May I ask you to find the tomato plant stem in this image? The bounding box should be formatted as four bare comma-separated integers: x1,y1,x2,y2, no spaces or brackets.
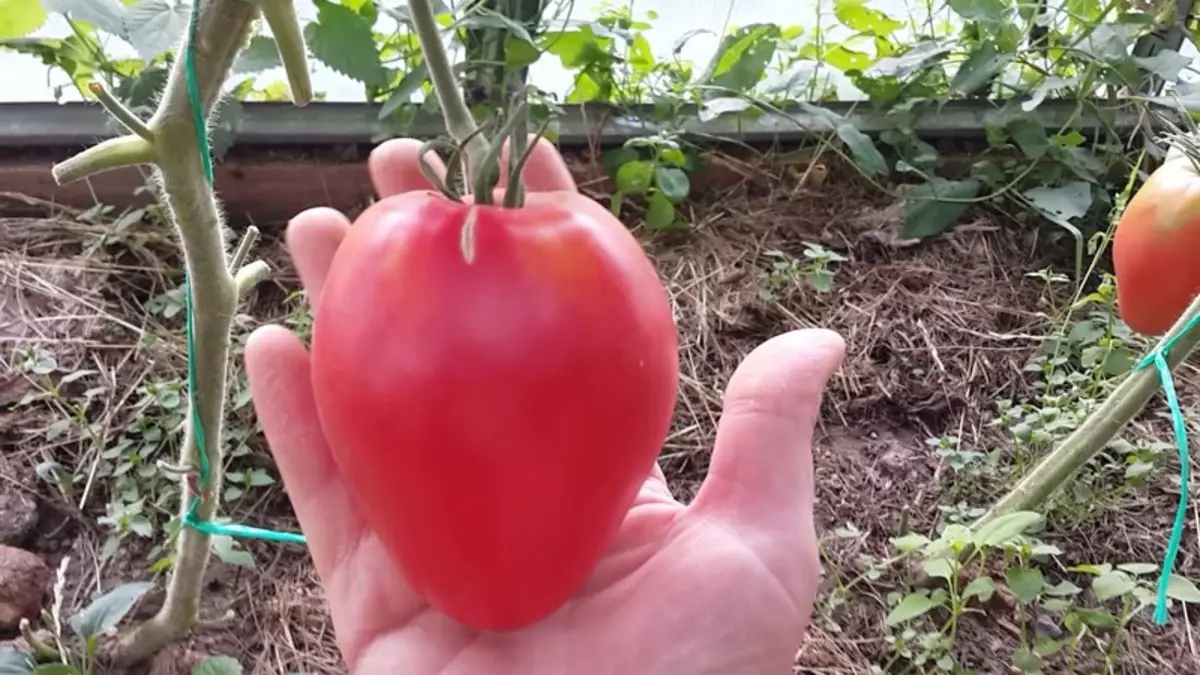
408,0,490,181
49,0,309,666
980,293,1200,520
258,0,313,106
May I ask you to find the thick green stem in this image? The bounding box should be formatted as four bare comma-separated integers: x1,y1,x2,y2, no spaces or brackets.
407,0,489,180
68,0,266,665
87,81,155,142
980,294,1200,521
257,0,311,105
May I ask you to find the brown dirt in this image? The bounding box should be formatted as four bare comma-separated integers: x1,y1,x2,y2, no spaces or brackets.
2,151,1199,674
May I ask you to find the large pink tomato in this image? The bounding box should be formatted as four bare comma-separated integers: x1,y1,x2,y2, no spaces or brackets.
309,189,679,631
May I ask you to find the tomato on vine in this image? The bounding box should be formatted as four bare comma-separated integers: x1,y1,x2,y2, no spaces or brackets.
1114,142,1200,335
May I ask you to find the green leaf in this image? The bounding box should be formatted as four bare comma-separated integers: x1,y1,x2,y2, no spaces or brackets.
973,511,1042,548
1135,50,1191,83
1006,567,1045,604
1091,571,1135,601
922,557,955,580
233,35,282,75
615,160,655,196
1117,563,1160,577
1166,574,1200,603
890,532,930,553
698,96,753,122
833,0,903,37
68,581,155,640
1034,636,1064,656
836,124,888,176
1023,181,1093,223
1011,648,1042,673
645,192,677,230
866,39,952,78
0,651,34,675
212,533,255,568
192,656,243,675
885,591,940,626
378,64,429,119
305,0,387,87
700,23,781,93
43,0,126,36
450,11,534,45
963,576,997,602
654,166,690,203
1007,119,1049,159
0,0,47,39
903,178,982,239
950,41,1011,96
122,0,188,63
947,0,1008,26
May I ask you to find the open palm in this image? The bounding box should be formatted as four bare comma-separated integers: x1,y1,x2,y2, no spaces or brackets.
244,137,846,675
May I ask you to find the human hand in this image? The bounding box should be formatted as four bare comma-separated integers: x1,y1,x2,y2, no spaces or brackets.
244,137,846,675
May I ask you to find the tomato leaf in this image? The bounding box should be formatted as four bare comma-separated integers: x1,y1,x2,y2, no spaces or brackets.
903,178,981,239
122,0,189,63
1006,119,1049,159
378,63,430,119
654,166,690,203
306,0,388,87
233,35,283,75
0,0,48,39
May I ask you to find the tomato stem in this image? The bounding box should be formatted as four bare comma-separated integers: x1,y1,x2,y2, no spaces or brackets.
472,99,531,205
408,0,490,185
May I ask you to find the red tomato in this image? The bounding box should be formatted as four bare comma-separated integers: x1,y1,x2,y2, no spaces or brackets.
309,189,679,631
1114,146,1200,335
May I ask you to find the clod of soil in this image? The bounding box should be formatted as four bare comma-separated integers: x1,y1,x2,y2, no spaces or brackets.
0,545,49,633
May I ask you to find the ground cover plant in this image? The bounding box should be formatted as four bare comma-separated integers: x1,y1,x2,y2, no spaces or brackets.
4,0,1200,673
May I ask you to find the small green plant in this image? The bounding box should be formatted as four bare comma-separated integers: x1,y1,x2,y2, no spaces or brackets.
604,132,697,230
760,243,849,300
878,512,1200,674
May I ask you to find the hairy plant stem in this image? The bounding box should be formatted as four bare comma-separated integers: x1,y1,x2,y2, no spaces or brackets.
49,0,308,665
980,294,1200,522
257,0,312,105
407,0,489,181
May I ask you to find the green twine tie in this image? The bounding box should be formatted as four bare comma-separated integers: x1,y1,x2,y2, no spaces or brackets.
1131,311,1200,626
178,0,305,547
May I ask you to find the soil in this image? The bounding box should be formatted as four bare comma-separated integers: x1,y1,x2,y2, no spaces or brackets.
1,149,1199,674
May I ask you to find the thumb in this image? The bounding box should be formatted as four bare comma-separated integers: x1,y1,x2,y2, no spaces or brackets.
688,329,845,533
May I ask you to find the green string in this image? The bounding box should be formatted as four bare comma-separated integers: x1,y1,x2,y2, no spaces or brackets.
1131,311,1200,626
179,0,305,547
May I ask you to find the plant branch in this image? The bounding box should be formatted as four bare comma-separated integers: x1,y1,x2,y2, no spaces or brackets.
18,619,59,663
980,293,1200,521
51,135,156,185
87,81,155,142
96,0,275,665
257,0,312,105
235,260,270,297
229,224,260,271
407,0,489,179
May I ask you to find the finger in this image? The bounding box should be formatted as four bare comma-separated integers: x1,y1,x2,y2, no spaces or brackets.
244,324,368,583
285,208,349,311
688,329,845,532
247,326,427,665
499,135,577,193
369,137,447,198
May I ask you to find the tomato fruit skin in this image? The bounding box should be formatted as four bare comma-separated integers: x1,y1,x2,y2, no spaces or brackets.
1114,147,1200,335
309,190,679,631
